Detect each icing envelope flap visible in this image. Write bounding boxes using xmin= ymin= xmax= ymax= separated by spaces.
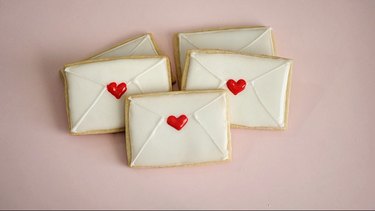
xmin=127 ymin=91 xmax=230 ymax=167
xmin=90 ymin=34 xmax=158 ymax=59
xmin=128 ymin=90 xmax=223 ymax=116
xmin=65 ymin=57 xmax=168 ymax=86
xmin=182 ymin=50 xmax=292 ymax=129
xmin=64 ymin=56 xmax=171 ymax=134
xmin=186 ymin=52 xmax=291 ymax=89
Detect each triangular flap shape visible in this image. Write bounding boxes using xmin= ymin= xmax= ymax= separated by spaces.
xmin=229 ymin=87 xmax=279 ymax=127
xmin=91 ymin=35 xmax=147 ymax=59
xmin=134 ymin=59 xmax=170 ymax=93
xmin=189 ymin=52 xmax=287 ymax=83
xmin=65 ymin=57 xmax=164 ymax=85
xmin=184 ymin=56 xmax=223 ymax=89
xmin=193 ymin=94 xmax=229 ymax=154
xmin=130 ymin=92 xmax=222 ymax=118
xmin=66 ymin=73 xmax=105 ymax=129
xmin=179 ymin=35 xmax=200 ymax=69
xmin=74 ymin=91 xmax=125 ymax=132
xmin=130 ymin=35 xmax=158 ymax=55
xmin=240 ymin=29 xmax=274 ymax=55
xmin=128 ymin=101 xmax=164 ymax=164
xmin=252 ymin=64 xmax=291 ymax=127
xmin=132 ymin=119 xmax=226 ymax=166
xmin=182 ymin=28 xmax=268 ymax=50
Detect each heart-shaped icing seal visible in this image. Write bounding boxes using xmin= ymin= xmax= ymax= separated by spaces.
xmin=167 ymin=115 xmax=188 ymax=131
xmin=226 ymin=79 xmax=246 ymax=95
xmin=106 ymin=82 xmax=127 ymax=99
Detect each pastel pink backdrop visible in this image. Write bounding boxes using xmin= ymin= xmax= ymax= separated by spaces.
xmin=0 ymin=0 xmax=374 ymax=209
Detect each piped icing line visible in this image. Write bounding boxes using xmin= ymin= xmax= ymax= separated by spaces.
xmin=128 ymin=35 xmax=148 ymax=56
xmin=214 ymin=63 xmax=290 ymax=89
xmin=125 ymin=80 xmax=143 ymax=93
xmin=192 ymin=94 xmax=228 ymax=156
xmin=190 ymin=55 xmax=225 ymax=84
xmin=237 ymin=27 xmax=271 ymax=52
xmin=71 ymin=87 xmax=107 ymax=132
xmin=94 ymin=58 xmax=164 ymax=95
xmin=193 ymin=115 xmax=227 ymax=156
xmin=130 ymin=94 xmax=225 ymax=119
xmin=130 ymin=59 xmax=165 ymax=82
xmin=145 ymin=34 xmax=159 ymax=54
xmin=180 ymin=34 xmax=201 ymax=49
xmin=65 ymin=58 xmax=166 ymax=91
xmin=128 ymin=59 xmax=166 ymax=93
xmin=192 ymin=94 xmax=225 ymax=115
xmin=64 ymin=70 xmax=106 ymax=86
xmin=91 ymin=35 xmax=146 ymax=59
xmin=183 ymin=26 xmax=269 ymax=35
xmin=131 ymin=117 xmax=164 ymax=166
xmin=124 ymin=58 xmax=164 ymax=93
xmin=249 ymin=62 xmax=290 ymax=83
xmin=218 ymin=80 xmax=227 ymax=88
xmin=129 ymin=100 xmax=163 ymax=118
xmin=250 ymin=82 xmax=282 ymax=127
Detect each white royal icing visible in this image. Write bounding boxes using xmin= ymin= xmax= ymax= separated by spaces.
xmin=178 ymin=27 xmax=275 ymax=72
xmin=184 ymin=51 xmax=292 ymax=129
xmin=90 ymin=34 xmax=158 ymax=59
xmin=65 ymin=57 xmax=171 ymax=134
xmin=128 ymin=91 xmax=230 ymax=167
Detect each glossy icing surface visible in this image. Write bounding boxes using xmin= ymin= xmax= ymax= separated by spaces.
xmin=183 ymin=51 xmax=292 ymax=129
xmin=64 ymin=57 xmax=171 ymax=134
xmin=90 ymin=34 xmax=158 ymax=59
xmin=178 ymin=27 xmax=275 ymax=75
xmin=127 ymin=91 xmax=231 ymax=167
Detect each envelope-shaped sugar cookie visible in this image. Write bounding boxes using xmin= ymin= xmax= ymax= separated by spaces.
xmin=181 ymin=50 xmax=292 ymax=130
xmin=174 ymin=26 xmax=275 ymax=85
xmin=63 ymin=56 xmax=172 ymax=135
xmin=125 ymin=90 xmax=231 ymax=168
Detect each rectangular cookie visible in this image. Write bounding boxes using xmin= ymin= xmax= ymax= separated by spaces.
xmin=181 ymin=50 xmax=292 ymax=130
xmin=63 ymin=56 xmax=172 ymax=135
xmin=125 ymin=90 xmax=231 ymax=168
xmin=174 ymin=26 xmax=275 ymax=86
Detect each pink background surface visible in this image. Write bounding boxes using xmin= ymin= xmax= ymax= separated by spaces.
xmin=0 ymin=0 xmax=374 ymax=209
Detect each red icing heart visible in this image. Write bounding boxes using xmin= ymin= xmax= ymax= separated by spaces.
xmin=226 ymin=79 xmax=246 ymax=95
xmin=167 ymin=115 xmax=188 ymax=131
xmin=106 ymin=82 xmax=127 ymax=99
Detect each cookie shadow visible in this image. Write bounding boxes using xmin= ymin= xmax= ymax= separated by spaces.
xmin=110 ymin=132 xmax=128 ymax=165
xmin=39 ymin=52 xmax=73 ymax=134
